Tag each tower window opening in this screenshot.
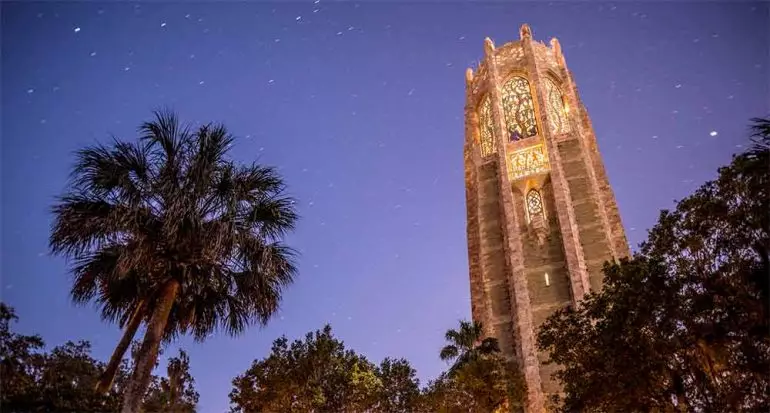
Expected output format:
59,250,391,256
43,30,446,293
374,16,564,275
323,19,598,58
478,95,496,157
526,189,544,217
501,76,538,141
544,272,551,286
544,78,571,135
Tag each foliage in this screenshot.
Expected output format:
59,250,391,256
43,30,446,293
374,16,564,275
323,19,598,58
35,340,127,412
1,303,47,411
439,320,500,375
229,325,417,412
228,321,527,413
421,355,523,413
0,303,199,412
422,320,525,413
143,349,199,413
0,303,128,412
373,357,421,412
49,110,299,411
537,117,770,412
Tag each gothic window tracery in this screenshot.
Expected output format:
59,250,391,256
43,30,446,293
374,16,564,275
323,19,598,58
501,76,538,141
544,78,571,135
527,189,544,217
478,95,496,157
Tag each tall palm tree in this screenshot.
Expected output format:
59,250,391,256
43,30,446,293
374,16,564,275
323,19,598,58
50,110,299,413
439,320,500,375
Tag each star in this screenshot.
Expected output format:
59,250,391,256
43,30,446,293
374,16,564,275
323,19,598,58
74,27,81,33
709,131,718,137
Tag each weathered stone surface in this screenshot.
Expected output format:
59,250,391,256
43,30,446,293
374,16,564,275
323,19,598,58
463,24,629,413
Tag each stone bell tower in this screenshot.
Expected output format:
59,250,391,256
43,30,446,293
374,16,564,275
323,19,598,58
463,25,629,411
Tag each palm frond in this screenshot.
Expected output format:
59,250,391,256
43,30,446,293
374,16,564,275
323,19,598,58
50,196,122,256
50,195,157,257
70,139,153,204
247,195,299,241
440,345,459,361
186,123,233,199
445,329,462,346
748,116,770,152
51,110,300,352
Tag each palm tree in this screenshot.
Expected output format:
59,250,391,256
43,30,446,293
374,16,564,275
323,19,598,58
438,321,525,412
50,110,299,413
439,320,500,375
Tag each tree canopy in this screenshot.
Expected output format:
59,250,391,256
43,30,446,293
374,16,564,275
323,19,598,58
537,117,770,412
228,324,421,413
143,349,199,413
422,320,525,413
0,303,199,413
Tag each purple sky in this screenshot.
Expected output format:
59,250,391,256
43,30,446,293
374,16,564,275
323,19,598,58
2,2,768,411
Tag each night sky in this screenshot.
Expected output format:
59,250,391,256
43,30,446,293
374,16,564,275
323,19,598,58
2,2,768,411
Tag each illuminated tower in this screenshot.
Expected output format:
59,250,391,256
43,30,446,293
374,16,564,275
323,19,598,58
463,25,629,411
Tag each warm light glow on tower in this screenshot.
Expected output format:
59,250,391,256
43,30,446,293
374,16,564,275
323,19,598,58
463,24,629,412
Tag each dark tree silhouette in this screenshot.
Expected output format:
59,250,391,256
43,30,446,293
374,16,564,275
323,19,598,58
229,325,383,412
538,117,770,412
428,320,524,413
439,320,500,375
50,110,299,412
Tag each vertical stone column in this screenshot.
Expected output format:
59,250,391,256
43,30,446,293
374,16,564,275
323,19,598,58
484,36,545,413
551,38,627,264
464,74,496,336
521,26,590,303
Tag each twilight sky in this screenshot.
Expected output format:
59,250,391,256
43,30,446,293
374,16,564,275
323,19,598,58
2,1,768,411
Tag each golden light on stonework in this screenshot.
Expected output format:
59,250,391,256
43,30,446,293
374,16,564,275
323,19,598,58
478,95,496,157
501,76,538,141
544,78,570,135
510,144,549,180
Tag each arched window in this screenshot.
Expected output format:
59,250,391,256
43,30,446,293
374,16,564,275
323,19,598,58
527,189,544,217
501,76,538,141
543,78,570,135
478,95,495,157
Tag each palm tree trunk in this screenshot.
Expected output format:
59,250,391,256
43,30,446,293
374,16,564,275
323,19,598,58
95,300,146,394
121,280,179,413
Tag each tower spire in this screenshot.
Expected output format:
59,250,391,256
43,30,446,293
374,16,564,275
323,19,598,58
519,23,532,40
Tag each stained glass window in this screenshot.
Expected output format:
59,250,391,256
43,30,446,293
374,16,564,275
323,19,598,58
544,78,571,135
501,76,537,141
478,96,496,157
510,144,549,180
527,189,543,216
